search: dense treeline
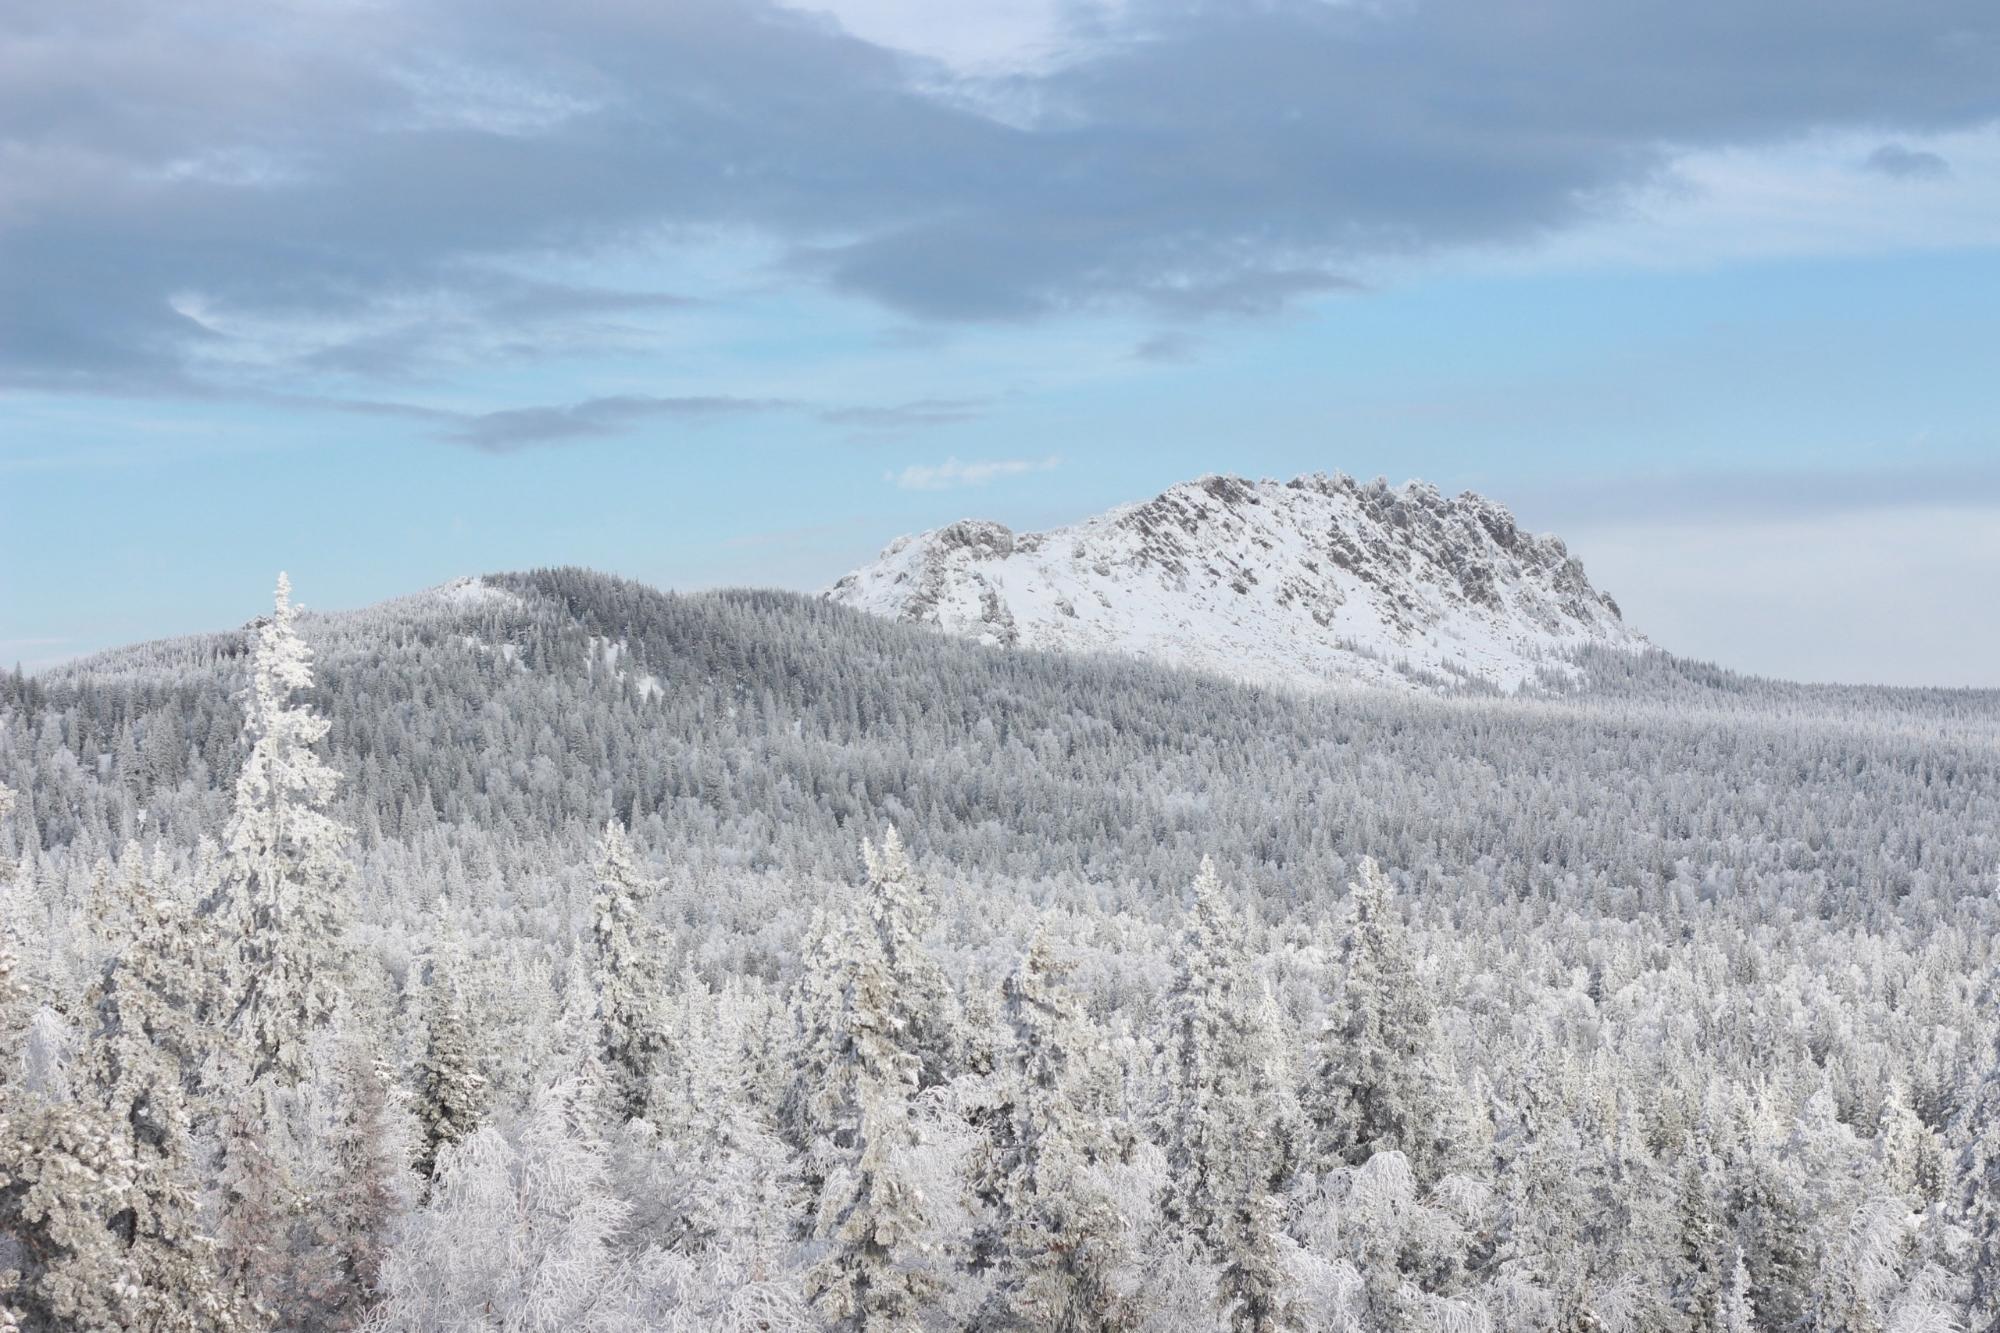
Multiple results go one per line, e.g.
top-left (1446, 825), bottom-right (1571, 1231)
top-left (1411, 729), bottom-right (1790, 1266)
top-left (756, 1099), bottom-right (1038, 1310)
top-left (2, 570), bottom-right (1999, 1330)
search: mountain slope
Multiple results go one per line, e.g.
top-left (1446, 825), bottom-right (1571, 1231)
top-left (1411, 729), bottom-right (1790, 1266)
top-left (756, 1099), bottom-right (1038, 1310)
top-left (827, 472), bottom-right (1647, 692)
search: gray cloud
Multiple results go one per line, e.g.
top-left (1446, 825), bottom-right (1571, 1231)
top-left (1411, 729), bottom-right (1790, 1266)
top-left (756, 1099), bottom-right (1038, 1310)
top-left (1132, 331), bottom-right (1198, 363)
top-left (1863, 142), bottom-right (1953, 179)
top-left (282, 387), bottom-right (984, 450)
top-left (816, 397), bottom-right (989, 431)
top-left (4, 0), bottom-right (1998, 406)
top-left (438, 394), bottom-right (792, 451)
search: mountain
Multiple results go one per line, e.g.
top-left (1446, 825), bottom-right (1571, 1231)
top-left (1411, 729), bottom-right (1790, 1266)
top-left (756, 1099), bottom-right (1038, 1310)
top-left (827, 472), bottom-right (1647, 693)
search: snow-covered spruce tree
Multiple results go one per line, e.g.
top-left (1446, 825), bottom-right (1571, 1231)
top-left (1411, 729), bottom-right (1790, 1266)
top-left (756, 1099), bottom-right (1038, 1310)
top-left (860, 828), bottom-right (961, 1091)
top-left (1727, 1148), bottom-right (1814, 1333)
top-left (1671, 1130), bottom-right (1722, 1330)
top-left (1718, 1246), bottom-right (1755, 1333)
top-left (591, 820), bottom-right (672, 1122)
top-left (642, 969), bottom-right (808, 1301)
top-left (0, 1081), bottom-right (140, 1330)
top-left (412, 945), bottom-right (485, 1184)
top-left (1875, 1080), bottom-right (1945, 1209)
top-left (807, 910), bottom-right (947, 1332)
top-left (314, 1032), bottom-right (418, 1332)
top-left (784, 904), bottom-right (845, 1177)
top-left (0, 922), bottom-right (119, 1331)
top-left (789, 829), bottom-right (961, 1197)
top-left (75, 854), bottom-right (246, 1329)
top-left (1160, 859), bottom-right (1297, 1333)
top-left (0, 862), bottom-right (242, 1331)
top-left (1959, 1026), bottom-right (2000, 1327)
top-left (976, 928), bottom-right (1138, 1333)
top-left (1306, 857), bottom-right (1446, 1179)
top-left (216, 573), bottom-right (352, 1094)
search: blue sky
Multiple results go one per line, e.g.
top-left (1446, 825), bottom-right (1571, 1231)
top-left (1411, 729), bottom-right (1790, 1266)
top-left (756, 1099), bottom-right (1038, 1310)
top-left (3, 0), bottom-right (1998, 685)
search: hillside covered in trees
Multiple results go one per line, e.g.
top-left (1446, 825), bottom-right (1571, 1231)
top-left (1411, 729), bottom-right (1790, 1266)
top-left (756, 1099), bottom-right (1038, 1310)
top-left (3, 568), bottom-right (1999, 1331)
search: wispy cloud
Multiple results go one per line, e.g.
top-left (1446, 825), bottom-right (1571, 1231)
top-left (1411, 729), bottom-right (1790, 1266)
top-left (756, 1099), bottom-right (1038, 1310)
top-left (437, 394), bottom-right (791, 452)
top-left (274, 389), bottom-right (982, 451)
top-left (887, 455), bottom-right (1061, 491)
top-left (818, 398), bottom-right (988, 432)
top-left (1863, 143), bottom-right (1952, 181)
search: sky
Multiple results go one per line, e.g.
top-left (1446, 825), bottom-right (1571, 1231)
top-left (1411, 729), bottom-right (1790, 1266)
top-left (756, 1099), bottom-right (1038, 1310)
top-left (2, 0), bottom-right (1998, 687)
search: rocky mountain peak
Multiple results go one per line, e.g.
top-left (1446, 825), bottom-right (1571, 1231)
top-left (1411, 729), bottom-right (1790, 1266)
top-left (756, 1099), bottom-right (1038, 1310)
top-left (827, 471), bottom-right (1644, 693)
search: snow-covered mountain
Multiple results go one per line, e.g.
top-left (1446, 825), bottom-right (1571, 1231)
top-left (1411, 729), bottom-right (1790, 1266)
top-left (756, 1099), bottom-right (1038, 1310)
top-left (828, 472), bottom-right (1647, 693)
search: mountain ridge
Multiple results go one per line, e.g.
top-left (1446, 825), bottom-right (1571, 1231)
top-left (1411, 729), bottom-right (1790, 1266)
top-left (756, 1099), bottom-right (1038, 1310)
top-left (827, 471), bottom-right (1647, 693)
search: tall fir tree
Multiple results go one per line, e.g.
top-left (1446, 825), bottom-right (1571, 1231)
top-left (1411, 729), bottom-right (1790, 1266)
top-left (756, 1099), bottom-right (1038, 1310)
top-left (1959, 1027), bottom-right (2000, 1327)
top-left (1161, 859), bottom-right (1298, 1333)
top-left (79, 854), bottom-right (246, 1329)
top-left (860, 828), bottom-right (960, 1090)
top-left (978, 928), bottom-right (1137, 1333)
top-left (1306, 857), bottom-right (1446, 1179)
top-left (314, 1030), bottom-right (418, 1331)
top-left (1, 853), bottom-right (245, 1331)
top-left (413, 945), bottom-right (486, 1184)
top-left (590, 820), bottom-right (671, 1122)
top-left (1718, 1247), bottom-right (1755, 1333)
top-left (1672, 1130), bottom-right (1722, 1331)
top-left (216, 573), bottom-right (352, 1092)
top-left (805, 905), bottom-right (946, 1331)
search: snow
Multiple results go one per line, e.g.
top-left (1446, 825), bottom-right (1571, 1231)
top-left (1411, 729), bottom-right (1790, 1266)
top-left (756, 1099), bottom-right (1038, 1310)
top-left (827, 473), bottom-right (1649, 694)
top-left (419, 576), bottom-right (524, 611)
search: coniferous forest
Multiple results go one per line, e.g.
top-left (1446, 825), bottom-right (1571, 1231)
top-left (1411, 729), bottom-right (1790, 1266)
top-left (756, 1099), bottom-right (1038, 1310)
top-left (4, 568), bottom-right (2000, 1331)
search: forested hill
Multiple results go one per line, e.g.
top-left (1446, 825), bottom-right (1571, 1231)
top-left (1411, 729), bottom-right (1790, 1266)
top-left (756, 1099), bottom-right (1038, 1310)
top-left (7, 568), bottom-right (2000, 1329)
top-left (6, 566), bottom-right (1996, 919)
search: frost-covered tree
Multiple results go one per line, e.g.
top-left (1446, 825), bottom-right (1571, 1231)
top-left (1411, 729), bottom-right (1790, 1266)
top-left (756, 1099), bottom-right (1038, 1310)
top-left (591, 821), bottom-right (671, 1122)
top-left (977, 928), bottom-right (1138, 1332)
top-left (0, 856), bottom-right (244, 1332)
top-left (860, 828), bottom-right (961, 1090)
top-left (1874, 1081), bottom-right (1944, 1209)
top-left (1718, 1247), bottom-right (1754, 1333)
top-left (1306, 858), bottom-right (1446, 1178)
top-left (790, 830), bottom-right (961, 1192)
top-left (315, 1033), bottom-right (418, 1331)
top-left (641, 1121), bottom-right (813, 1333)
top-left (1160, 860), bottom-right (1297, 1332)
top-left (371, 1077), bottom-right (634, 1331)
top-left (807, 909), bottom-right (946, 1332)
top-left (0, 1090), bottom-right (150, 1331)
top-left (1672, 1132), bottom-right (1722, 1329)
top-left (1729, 1149), bottom-right (1814, 1333)
top-left (77, 856), bottom-right (245, 1329)
top-left (413, 946), bottom-right (485, 1183)
top-left (216, 573), bottom-right (351, 1092)
top-left (1960, 1027), bottom-right (2000, 1327)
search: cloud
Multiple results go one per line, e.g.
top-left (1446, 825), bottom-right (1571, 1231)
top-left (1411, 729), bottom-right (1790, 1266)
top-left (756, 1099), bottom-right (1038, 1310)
top-left (294, 388), bottom-right (984, 450)
top-left (1132, 331), bottom-right (1197, 362)
top-left (887, 454), bottom-right (1061, 490)
top-left (438, 394), bottom-right (791, 451)
top-left (817, 397), bottom-right (988, 431)
top-left (1863, 142), bottom-right (1953, 180)
top-left (4, 0), bottom-right (1999, 399)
